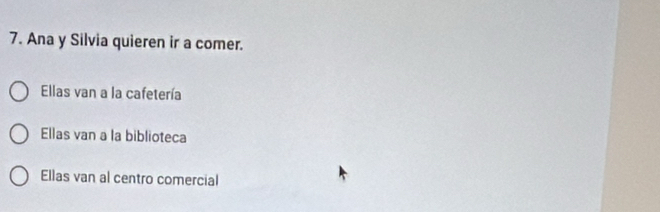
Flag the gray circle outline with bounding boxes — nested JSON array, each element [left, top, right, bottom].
[[10, 123, 28, 145], [10, 165, 28, 187], [9, 81, 28, 102]]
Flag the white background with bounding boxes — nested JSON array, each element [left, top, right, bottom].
[[0, 0, 618, 211]]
